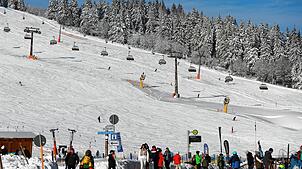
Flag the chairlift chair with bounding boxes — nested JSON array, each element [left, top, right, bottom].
[[72, 42, 79, 51], [126, 51, 134, 60], [225, 75, 233, 83], [3, 23, 10, 32], [188, 63, 196, 72], [259, 83, 268, 90], [50, 36, 57, 45], [24, 33, 31, 39], [159, 55, 166, 65], [101, 47, 108, 56]]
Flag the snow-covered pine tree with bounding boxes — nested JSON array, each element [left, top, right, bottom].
[[57, 0, 72, 26], [80, 0, 99, 36], [18, 0, 25, 11], [47, 0, 58, 20], [70, 0, 80, 27]]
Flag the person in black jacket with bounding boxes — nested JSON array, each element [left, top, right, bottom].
[[247, 151, 254, 169], [263, 148, 274, 169], [65, 148, 80, 169], [150, 145, 159, 169], [108, 150, 116, 169]]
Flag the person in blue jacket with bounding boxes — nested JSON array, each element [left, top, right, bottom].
[[229, 151, 241, 169]]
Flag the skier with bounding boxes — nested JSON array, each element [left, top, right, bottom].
[[247, 151, 254, 169], [108, 150, 116, 169], [150, 145, 159, 169], [139, 72, 146, 88], [80, 150, 94, 169], [19, 81, 23, 86], [217, 154, 225, 169], [229, 151, 241, 169], [173, 152, 181, 169], [263, 148, 274, 169], [157, 148, 164, 169], [139, 144, 149, 169], [255, 151, 264, 169], [195, 151, 202, 169], [65, 148, 79, 169], [163, 147, 173, 169]]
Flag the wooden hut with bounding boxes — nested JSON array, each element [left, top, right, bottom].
[[0, 132, 36, 156]]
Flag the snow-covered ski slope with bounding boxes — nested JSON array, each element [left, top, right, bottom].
[[1, 8, 301, 157]]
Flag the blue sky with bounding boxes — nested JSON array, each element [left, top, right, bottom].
[[26, 0, 301, 32]]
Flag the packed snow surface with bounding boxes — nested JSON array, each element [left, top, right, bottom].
[[0, 7, 302, 163]]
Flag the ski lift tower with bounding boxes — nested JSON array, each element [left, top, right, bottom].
[[170, 45, 181, 98], [24, 27, 41, 60]]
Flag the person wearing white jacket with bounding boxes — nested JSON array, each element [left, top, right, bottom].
[[138, 144, 149, 169]]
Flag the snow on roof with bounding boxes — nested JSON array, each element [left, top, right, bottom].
[[0, 132, 36, 139]]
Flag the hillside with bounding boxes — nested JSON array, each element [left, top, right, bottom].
[[0, 8, 302, 158]]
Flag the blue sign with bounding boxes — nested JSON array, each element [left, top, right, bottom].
[[111, 132, 121, 141], [117, 144, 123, 152], [97, 131, 113, 135]]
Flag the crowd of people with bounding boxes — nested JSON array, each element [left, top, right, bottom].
[[138, 143, 182, 169], [136, 144, 302, 169]]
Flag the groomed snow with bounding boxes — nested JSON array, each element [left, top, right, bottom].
[[0, 7, 302, 166]]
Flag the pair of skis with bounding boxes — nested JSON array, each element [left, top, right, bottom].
[[219, 127, 230, 159]]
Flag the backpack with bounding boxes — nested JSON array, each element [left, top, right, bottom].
[[81, 156, 92, 169]]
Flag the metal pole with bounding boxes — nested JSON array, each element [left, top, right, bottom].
[[68, 129, 76, 149], [50, 128, 58, 162], [58, 25, 61, 43], [196, 55, 201, 79], [255, 122, 257, 154], [218, 127, 222, 154], [105, 132, 109, 157], [30, 32, 33, 56], [174, 53, 179, 98], [0, 154, 3, 169], [39, 134, 45, 169], [187, 130, 190, 159]]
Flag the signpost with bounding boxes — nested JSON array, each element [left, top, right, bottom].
[[187, 130, 201, 159], [189, 136, 202, 143], [97, 114, 120, 157], [34, 134, 46, 169], [109, 115, 119, 125]]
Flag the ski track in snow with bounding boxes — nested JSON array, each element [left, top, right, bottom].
[[0, 7, 302, 160]]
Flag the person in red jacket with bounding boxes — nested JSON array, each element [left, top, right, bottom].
[[173, 152, 182, 169], [158, 148, 164, 169]]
